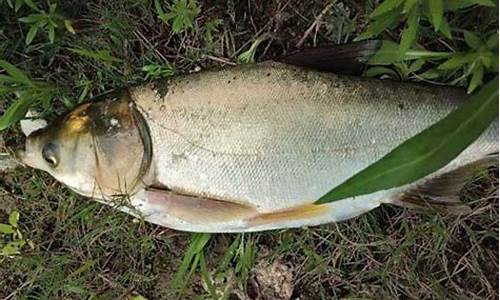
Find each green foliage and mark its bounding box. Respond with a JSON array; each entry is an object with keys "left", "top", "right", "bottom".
[
  {"left": 141, "top": 63, "right": 176, "bottom": 80},
  {"left": 154, "top": 0, "right": 201, "bottom": 33},
  {"left": 0, "top": 60, "right": 57, "bottom": 131},
  {"left": 170, "top": 233, "right": 211, "bottom": 295},
  {"left": 67, "top": 47, "right": 123, "bottom": 64},
  {"left": 316, "top": 77, "right": 498, "bottom": 204},
  {"left": 203, "top": 18, "right": 223, "bottom": 48},
  {"left": 238, "top": 36, "right": 267, "bottom": 64},
  {"left": 18, "top": 2, "right": 65, "bottom": 45},
  {"left": 357, "top": 0, "right": 495, "bottom": 49},
  {"left": 1, "top": 211, "right": 31, "bottom": 256},
  {"left": 1, "top": 0, "right": 38, "bottom": 13},
  {"left": 438, "top": 32, "right": 498, "bottom": 93}
]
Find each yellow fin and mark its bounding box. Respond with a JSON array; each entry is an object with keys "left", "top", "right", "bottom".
[{"left": 246, "top": 203, "right": 328, "bottom": 227}]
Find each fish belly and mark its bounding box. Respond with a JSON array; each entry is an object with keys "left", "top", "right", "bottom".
[{"left": 130, "top": 61, "right": 498, "bottom": 220}]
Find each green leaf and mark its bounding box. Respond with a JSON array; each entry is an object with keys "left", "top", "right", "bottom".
[
  {"left": 154, "top": 0, "right": 168, "bottom": 21},
  {"left": 479, "top": 51, "right": 493, "bottom": 69},
  {"left": 170, "top": 233, "right": 211, "bottom": 292},
  {"left": 445, "top": 0, "right": 495, "bottom": 10},
  {"left": 370, "top": 0, "right": 405, "bottom": 17},
  {"left": 399, "top": 5, "right": 420, "bottom": 55},
  {"left": 468, "top": 64, "right": 484, "bottom": 93},
  {"left": 67, "top": 48, "right": 123, "bottom": 63},
  {"left": 1, "top": 242, "right": 21, "bottom": 255},
  {"left": 316, "top": 77, "right": 499, "bottom": 204},
  {"left": 0, "top": 94, "right": 36, "bottom": 131},
  {"left": 164, "top": 0, "right": 201, "bottom": 33},
  {"left": 23, "top": 0, "right": 41, "bottom": 12},
  {"left": 48, "top": 25, "right": 55, "bottom": 43},
  {"left": 0, "top": 60, "right": 33, "bottom": 86},
  {"left": 368, "top": 40, "right": 405, "bottom": 65},
  {"left": 199, "top": 253, "right": 217, "bottom": 299},
  {"left": 491, "top": 55, "right": 499, "bottom": 72},
  {"left": 464, "top": 31, "right": 482, "bottom": 49},
  {"left": 438, "top": 18, "right": 452, "bottom": 39},
  {"left": 0, "top": 224, "right": 14, "bottom": 234},
  {"left": 238, "top": 37, "right": 266, "bottom": 64},
  {"left": 18, "top": 14, "right": 43, "bottom": 24},
  {"left": 403, "top": 0, "right": 418, "bottom": 13},
  {"left": 486, "top": 33, "right": 498, "bottom": 49},
  {"left": 25, "top": 24, "right": 39, "bottom": 45},
  {"left": 365, "top": 66, "right": 399, "bottom": 78},
  {"left": 14, "top": 0, "right": 24, "bottom": 12},
  {"left": 428, "top": 0, "right": 443, "bottom": 30},
  {"left": 8, "top": 211, "right": 19, "bottom": 226},
  {"left": 418, "top": 68, "right": 443, "bottom": 79},
  {"left": 438, "top": 53, "right": 475, "bottom": 70},
  {"left": 356, "top": 8, "right": 402, "bottom": 40}
]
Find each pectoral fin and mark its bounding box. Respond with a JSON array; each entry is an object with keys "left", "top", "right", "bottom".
[
  {"left": 144, "top": 187, "right": 258, "bottom": 224},
  {"left": 389, "top": 155, "right": 498, "bottom": 214}
]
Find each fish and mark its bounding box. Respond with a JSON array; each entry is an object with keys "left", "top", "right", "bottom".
[{"left": 19, "top": 42, "right": 499, "bottom": 232}]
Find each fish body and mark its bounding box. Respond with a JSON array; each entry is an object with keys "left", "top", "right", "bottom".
[{"left": 22, "top": 61, "right": 498, "bottom": 232}]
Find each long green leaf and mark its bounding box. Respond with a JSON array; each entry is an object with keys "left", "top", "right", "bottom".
[
  {"left": 0, "top": 60, "right": 33, "bottom": 86},
  {"left": 67, "top": 48, "right": 123, "bottom": 63},
  {"left": 170, "top": 233, "right": 211, "bottom": 293},
  {"left": 368, "top": 40, "right": 450, "bottom": 65},
  {"left": 316, "top": 77, "right": 499, "bottom": 204},
  {"left": 0, "top": 94, "right": 36, "bottom": 131},
  {"left": 399, "top": 5, "right": 420, "bottom": 55},
  {"left": 428, "top": 0, "right": 444, "bottom": 30},
  {"left": 370, "top": 0, "right": 405, "bottom": 18},
  {"left": 356, "top": 8, "right": 402, "bottom": 40}
]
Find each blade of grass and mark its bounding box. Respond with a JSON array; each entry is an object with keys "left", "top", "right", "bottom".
[
  {"left": 199, "top": 252, "right": 217, "bottom": 299},
  {"left": 0, "top": 93, "right": 36, "bottom": 131},
  {"left": 0, "top": 60, "right": 34, "bottom": 86},
  {"left": 316, "top": 76, "right": 498, "bottom": 204},
  {"left": 170, "top": 233, "right": 211, "bottom": 294}
]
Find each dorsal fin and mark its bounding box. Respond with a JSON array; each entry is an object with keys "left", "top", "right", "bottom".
[
  {"left": 278, "top": 40, "right": 382, "bottom": 75},
  {"left": 389, "top": 154, "right": 498, "bottom": 214}
]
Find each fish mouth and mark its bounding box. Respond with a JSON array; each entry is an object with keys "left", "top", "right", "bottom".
[{"left": 16, "top": 148, "right": 34, "bottom": 168}]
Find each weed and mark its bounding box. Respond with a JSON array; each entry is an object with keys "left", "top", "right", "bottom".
[
  {"left": 0, "top": 210, "right": 32, "bottom": 256},
  {"left": 17, "top": 1, "right": 68, "bottom": 45},
  {"left": 154, "top": 0, "right": 201, "bottom": 33}
]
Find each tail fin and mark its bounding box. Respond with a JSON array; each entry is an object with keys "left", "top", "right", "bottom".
[
  {"left": 278, "top": 40, "right": 382, "bottom": 75},
  {"left": 388, "top": 154, "right": 498, "bottom": 214}
]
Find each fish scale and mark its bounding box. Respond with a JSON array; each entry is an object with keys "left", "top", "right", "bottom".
[{"left": 129, "top": 61, "right": 491, "bottom": 213}]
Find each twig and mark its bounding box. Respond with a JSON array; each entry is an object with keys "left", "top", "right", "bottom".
[
  {"left": 204, "top": 55, "right": 237, "bottom": 66},
  {"left": 296, "top": 0, "right": 337, "bottom": 48}
]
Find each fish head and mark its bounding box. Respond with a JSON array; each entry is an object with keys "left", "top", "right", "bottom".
[{"left": 20, "top": 91, "right": 152, "bottom": 199}]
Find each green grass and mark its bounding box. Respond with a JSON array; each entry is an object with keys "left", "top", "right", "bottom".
[{"left": 0, "top": 0, "right": 498, "bottom": 299}]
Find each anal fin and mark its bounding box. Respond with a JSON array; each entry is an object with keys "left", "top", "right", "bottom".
[{"left": 389, "top": 155, "right": 498, "bottom": 214}]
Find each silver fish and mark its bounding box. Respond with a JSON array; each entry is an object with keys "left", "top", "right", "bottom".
[{"left": 21, "top": 61, "right": 498, "bottom": 232}]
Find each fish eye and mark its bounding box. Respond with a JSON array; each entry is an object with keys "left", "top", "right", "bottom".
[{"left": 42, "top": 142, "right": 59, "bottom": 168}]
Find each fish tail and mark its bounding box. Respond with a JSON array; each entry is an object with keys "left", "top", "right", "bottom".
[{"left": 387, "top": 153, "right": 498, "bottom": 214}]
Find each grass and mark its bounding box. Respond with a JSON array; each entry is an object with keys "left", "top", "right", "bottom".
[{"left": 0, "top": 0, "right": 498, "bottom": 299}]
